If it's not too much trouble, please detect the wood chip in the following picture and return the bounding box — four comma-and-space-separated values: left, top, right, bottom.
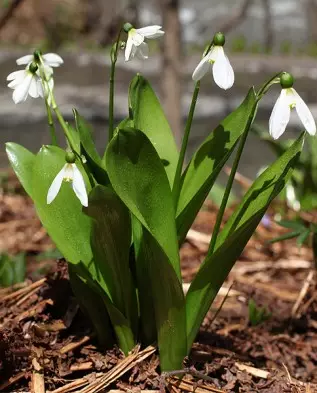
235, 362, 270, 379
31, 358, 45, 393
168, 376, 225, 393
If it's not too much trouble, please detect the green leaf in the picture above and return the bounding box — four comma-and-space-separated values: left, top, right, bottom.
84, 185, 138, 336
68, 264, 114, 348
71, 262, 135, 354
0, 253, 26, 287
268, 230, 302, 244
131, 217, 157, 345
32, 145, 92, 264
296, 229, 310, 247
73, 109, 109, 185
176, 88, 257, 243
128, 75, 179, 187
106, 128, 181, 279
138, 228, 186, 371
276, 219, 306, 230
186, 133, 304, 351
6, 143, 35, 198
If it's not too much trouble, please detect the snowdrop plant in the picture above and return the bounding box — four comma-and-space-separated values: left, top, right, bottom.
5, 26, 315, 372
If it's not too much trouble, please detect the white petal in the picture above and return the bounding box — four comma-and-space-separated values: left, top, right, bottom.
37, 79, 44, 97
16, 54, 33, 65
192, 55, 211, 81
125, 37, 134, 61
130, 30, 144, 46
136, 25, 164, 39
42, 53, 64, 67
12, 73, 33, 104
7, 70, 25, 81
72, 165, 88, 207
293, 90, 317, 135
212, 47, 234, 90
269, 90, 291, 139
47, 165, 67, 204
28, 77, 40, 98
135, 42, 149, 59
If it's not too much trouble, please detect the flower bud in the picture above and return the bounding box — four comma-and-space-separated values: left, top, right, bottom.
33, 49, 42, 62
280, 72, 294, 89
29, 61, 38, 74
213, 32, 225, 46
65, 151, 76, 163
123, 22, 133, 33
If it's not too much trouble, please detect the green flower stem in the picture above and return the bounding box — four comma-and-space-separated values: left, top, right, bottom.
207, 72, 285, 255
44, 98, 57, 146
207, 108, 257, 255
108, 28, 123, 143
51, 96, 95, 188
37, 65, 57, 145
172, 81, 200, 207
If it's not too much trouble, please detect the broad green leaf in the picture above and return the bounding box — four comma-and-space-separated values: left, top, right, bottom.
85, 185, 138, 336
176, 88, 257, 243
6, 143, 35, 198
129, 75, 179, 186
186, 133, 304, 350
32, 145, 92, 264
132, 217, 156, 345
73, 109, 109, 185
106, 128, 181, 279
71, 262, 135, 354
68, 264, 114, 348
138, 228, 186, 371
269, 231, 302, 244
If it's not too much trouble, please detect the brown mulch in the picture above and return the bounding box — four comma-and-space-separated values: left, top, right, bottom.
1, 171, 317, 392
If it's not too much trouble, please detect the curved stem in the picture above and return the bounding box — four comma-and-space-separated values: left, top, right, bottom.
108, 28, 123, 142
172, 81, 200, 207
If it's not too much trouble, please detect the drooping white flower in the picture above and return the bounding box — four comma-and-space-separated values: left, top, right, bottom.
16, 52, 63, 71
7, 64, 42, 104
269, 88, 316, 139
47, 163, 88, 207
192, 45, 234, 90
124, 24, 164, 61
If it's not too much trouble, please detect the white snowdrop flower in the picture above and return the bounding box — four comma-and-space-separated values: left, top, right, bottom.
269, 72, 316, 139
7, 62, 44, 104
123, 23, 164, 62
192, 32, 234, 90
47, 154, 88, 207
16, 51, 63, 72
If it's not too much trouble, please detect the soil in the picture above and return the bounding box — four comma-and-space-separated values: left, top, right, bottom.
0, 171, 317, 393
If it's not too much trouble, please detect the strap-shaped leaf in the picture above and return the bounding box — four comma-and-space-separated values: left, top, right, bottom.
31, 145, 92, 264
176, 88, 257, 243
138, 228, 186, 371
70, 262, 135, 354
186, 133, 304, 350
68, 264, 114, 348
84, 185, 138, 336
6, 143, 35, 198
129, 75, 179, 187
106, 128, 181, 279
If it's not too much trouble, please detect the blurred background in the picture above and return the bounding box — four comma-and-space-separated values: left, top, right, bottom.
1, 0, 317, 179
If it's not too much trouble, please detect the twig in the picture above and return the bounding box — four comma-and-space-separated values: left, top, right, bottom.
167, 376, 225, 393
0, 371, 26, 391
291, 270, 314, 318
60, 335, 92, 355
78, 345, 156, 393
16, 285, 42, 307
0, 278, 46, 302
15, 298, 53, 322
